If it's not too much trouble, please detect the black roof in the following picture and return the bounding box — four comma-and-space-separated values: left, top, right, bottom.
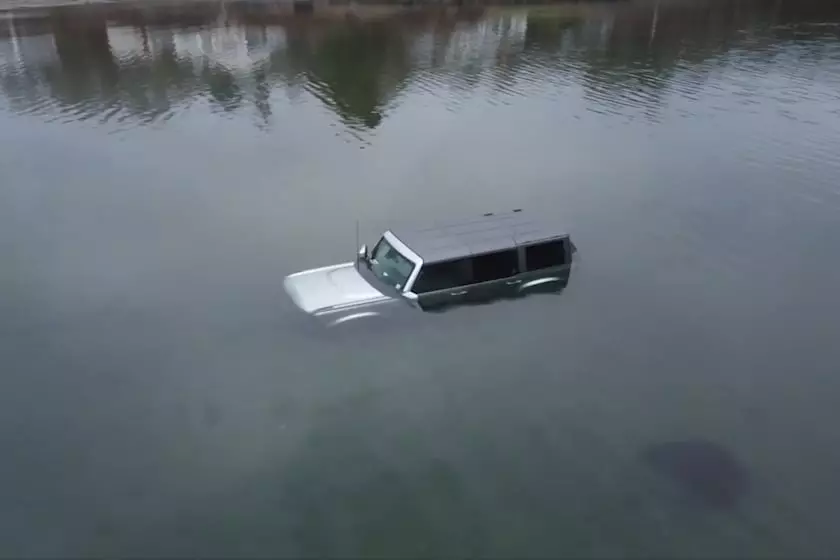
390, 210, 568, 263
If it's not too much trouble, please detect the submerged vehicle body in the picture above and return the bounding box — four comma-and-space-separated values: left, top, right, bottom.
283, 210, 575, 327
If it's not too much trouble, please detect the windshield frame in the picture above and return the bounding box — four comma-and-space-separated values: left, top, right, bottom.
366, 232, 421, 293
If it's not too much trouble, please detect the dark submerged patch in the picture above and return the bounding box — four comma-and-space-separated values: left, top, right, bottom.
642, 439, 749, 509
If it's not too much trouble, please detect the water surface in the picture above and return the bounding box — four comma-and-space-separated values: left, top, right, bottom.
3, 0, 840, 557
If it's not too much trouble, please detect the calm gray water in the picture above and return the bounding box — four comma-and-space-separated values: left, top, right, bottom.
3, 0, 840, 556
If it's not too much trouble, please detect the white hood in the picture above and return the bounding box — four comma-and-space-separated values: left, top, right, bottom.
283, 262, 389, 314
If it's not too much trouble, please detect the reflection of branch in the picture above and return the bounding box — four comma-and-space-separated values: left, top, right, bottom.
217, 0, 228, 29
8, 14, 20, 64
648, 0, 659, 47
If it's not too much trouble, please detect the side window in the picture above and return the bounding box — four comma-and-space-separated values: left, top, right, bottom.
525, 240, 567, 271
472, 249, 519, 283
412, 259, 472, 293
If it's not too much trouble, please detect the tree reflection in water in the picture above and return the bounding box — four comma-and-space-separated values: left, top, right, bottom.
1, 0, 839, 128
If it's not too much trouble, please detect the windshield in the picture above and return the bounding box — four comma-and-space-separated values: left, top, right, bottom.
368, 237, 415, 290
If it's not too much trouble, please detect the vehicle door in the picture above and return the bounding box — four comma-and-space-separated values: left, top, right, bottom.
519, 238, 571, 296
411, 258, 473, 311
464, 248, 523, 305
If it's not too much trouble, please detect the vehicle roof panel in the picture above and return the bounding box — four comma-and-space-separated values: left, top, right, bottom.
390, 211, 567, 263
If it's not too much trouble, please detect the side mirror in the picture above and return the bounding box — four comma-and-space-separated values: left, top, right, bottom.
403, 291, 419, 303
357, 244, 368, 262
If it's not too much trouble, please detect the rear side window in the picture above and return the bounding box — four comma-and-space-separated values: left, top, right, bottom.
525, 240, 567, 271
412, 258, 472, 293
471, 249, 519, 282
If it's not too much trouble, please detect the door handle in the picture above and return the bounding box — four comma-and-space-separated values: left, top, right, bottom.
506, 280, 522, 285
450, 290, 467, 296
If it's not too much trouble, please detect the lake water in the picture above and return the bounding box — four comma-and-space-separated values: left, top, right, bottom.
2, 0, 840, 556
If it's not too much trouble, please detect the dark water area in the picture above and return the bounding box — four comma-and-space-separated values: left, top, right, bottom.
3, 0, 840, 556
642, 439, 749, 510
